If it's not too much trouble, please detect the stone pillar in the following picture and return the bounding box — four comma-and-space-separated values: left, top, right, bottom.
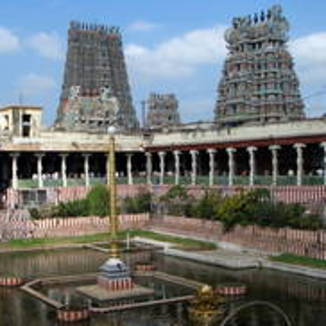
158, 151, 166, 185
105, 154, 110, 185
60, 154, 68, 187
173, 150, 181, 185
269, 145, 280, 186
247, 146, 257, 186
321, 142, 326, 185
190, 150, 198, 185
207, 149, 216, 186
226, 147, 236, 186
145, 152, 152, 185
10, 153, 19, 189
35, 153, 45, 188
294, 143, 306, 186
126, 153, 133, 185
83, 154, 90, 187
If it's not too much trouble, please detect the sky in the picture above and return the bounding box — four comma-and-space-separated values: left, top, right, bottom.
1, 0, 326, 126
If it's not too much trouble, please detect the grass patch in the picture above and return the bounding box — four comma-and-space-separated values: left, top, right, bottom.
0, 233, 113, 249
0, 230, 216, 251
271, 253, 326, 269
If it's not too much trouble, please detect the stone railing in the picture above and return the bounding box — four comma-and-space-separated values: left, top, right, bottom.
150, 216, 326, 260
16, 175, 324, 189
17, 177, 148, 188
0, 213, 150, 241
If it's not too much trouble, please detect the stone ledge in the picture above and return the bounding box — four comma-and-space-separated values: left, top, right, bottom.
165, 248, 260, 269
77, 284, 154, 302
263, 261, 326, 280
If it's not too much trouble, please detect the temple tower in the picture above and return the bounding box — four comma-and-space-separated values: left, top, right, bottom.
146, 93, 180, 129
214, 5, 305, 127
55, 21, 139, 131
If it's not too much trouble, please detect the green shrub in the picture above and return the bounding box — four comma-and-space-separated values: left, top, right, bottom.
159, 185, 195, 217
160, 185, 189, 201
50, 185, 110, 218
165, 202, 195, 217
86, 184, 110, 217
215, 192, 248, 231
123, 192, 152, 213
29, 208, 42, 220
193, 190, 222, 219
54, 199, 89, 217
215, 188, 322, 231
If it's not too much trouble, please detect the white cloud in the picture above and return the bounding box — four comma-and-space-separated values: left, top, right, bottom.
27, 32, 64, 60
0, 27, 20, 53
128, 20, 160, 32
18, 74, 56, 96
292, 32, 326, 64
291, 32, 326, 85
125, 25, 226, 79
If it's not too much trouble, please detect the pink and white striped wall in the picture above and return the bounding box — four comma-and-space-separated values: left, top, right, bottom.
6, 184, 326, 209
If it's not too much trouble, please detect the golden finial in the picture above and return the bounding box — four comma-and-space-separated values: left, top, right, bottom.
188, 285, 225, 326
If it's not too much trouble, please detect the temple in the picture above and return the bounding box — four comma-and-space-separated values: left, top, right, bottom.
215, 5, 305, 127
0, 7, 325, 209
146, 93, 180, 129
55, 21, 139, 132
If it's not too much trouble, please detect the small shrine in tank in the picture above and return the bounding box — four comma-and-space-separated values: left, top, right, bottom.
77, 255, 154, 301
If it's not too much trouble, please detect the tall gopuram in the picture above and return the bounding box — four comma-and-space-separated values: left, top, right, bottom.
146, 93, 180, 129
214, 5, 305, 127
55, 21, 139, 132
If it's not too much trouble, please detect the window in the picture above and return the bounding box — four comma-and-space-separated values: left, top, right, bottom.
4, 115, 9, 130
22, 125, 30, 137
21, 190, 47, 207
22, 114, 31, 137
22, 114, 31, 123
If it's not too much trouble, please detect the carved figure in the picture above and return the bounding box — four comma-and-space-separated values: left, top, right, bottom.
99, 86, 113, 102
270, 5, 283, 21
69, 86, 81, 100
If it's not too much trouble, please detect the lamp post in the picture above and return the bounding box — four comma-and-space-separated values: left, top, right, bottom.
96, 97, 136, 294
107, 125, 119, 258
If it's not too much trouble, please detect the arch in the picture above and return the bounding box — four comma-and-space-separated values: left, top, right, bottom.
219, 300, 292, 326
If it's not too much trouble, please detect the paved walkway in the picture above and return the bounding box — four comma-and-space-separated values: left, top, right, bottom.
165, 247, 262, 269
144, 227, 326, 280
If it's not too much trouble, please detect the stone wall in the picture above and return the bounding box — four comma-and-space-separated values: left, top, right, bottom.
151, 216, 326, 259
6, 184, 326, 209
6, 184, 150, 209
1, 209, 326, 261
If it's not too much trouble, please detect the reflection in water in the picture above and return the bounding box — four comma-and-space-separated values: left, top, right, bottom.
0, 249, 325, 325
219, 301, 291, 326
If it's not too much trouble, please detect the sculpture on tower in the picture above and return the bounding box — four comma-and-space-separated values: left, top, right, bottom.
54, 21, 139, 132
55, 85, 119, 132
214, 5, 305, 127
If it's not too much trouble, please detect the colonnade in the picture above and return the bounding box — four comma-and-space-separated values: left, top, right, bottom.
8, 142, 326, 189
145, 142, 326, 187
